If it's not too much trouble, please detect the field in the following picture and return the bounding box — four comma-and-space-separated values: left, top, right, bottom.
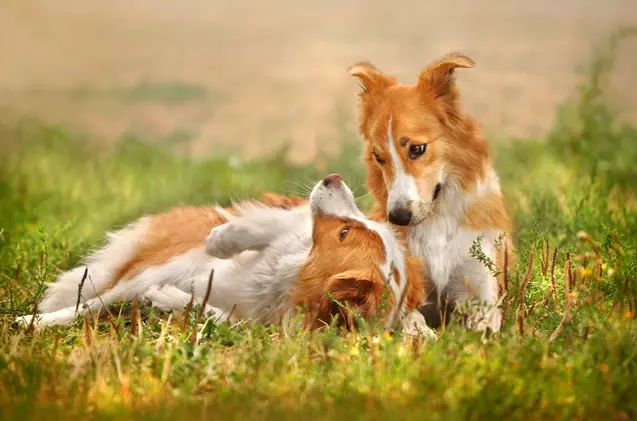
1, 4, 637, 420
2, 0, 637, 161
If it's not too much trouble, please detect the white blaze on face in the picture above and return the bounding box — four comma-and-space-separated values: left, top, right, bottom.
386, 116, 419, 214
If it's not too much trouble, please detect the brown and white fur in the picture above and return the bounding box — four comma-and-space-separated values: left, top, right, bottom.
17, 175, 434, 337
348, 53, 514, 332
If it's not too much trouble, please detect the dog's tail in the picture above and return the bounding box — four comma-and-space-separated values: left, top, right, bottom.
37, 218, 150, 313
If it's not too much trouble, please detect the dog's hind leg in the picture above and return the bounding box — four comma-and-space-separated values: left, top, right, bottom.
205, 205, 309, 259
15, 279, 142, 329
142, 284, 226, 320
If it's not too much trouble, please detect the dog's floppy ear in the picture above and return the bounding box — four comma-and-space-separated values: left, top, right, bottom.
348, 62, 396, 95
316, 269, 384, 328
418, 53, 475, 115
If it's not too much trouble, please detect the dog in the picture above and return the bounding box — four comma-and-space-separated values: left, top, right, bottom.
348, 53, 514, 332
16, 174, 435, 338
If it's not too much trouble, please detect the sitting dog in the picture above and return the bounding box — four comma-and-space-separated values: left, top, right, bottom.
348, 54, 515, 332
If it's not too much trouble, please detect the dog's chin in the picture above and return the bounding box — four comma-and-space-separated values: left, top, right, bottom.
409, 204, 434, 226
309, 184, 360, 218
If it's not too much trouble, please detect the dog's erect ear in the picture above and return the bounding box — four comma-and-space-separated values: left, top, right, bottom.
348, 62, 396, 95
316, 269, 383, 328
418, 53, 475, 107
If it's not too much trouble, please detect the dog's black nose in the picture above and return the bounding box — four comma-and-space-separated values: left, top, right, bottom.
323, 173, 342, 187
388, 208, 412, 226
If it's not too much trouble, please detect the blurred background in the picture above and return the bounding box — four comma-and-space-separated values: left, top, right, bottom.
1, 0, 636, 163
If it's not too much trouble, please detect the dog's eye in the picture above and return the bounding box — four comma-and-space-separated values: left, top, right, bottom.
409, 144, 427, 159
372, 151, 385, 165
339, 227, 350, 241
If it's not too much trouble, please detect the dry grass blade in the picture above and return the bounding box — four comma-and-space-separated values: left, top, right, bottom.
393, 270, 409, 328
24, 299, 39, 335
130, 297, 139, 336
566, 252, 575, 289
190, 269, 215, 344
198, 269, 215, 321
6, 266, 28, 299
517, 251, 535, 336
74, 268, 88, 314
107, 306, 121, 337
503, 240, 509, 294
501, 241, 510, 330
226, 304, 238, 323
550, 246, 560, 308
541, 239, 550, 275
440, 294, 450, 332
84, 315, 92, 347
182, 294, 195, 333
565, 253, 573, 306
549, 254, 573, 343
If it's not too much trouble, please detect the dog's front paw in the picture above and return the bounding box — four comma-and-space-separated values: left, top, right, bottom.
466, 308, 502, 334
14, 314, 38, 329
205, 224, 242, 259
401, 310, 437, 340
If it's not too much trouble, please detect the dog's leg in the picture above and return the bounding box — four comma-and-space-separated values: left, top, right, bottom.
15, 281, 136, 329
449, 261, 502, 333
401, 310, 437, 340
206, 205, 309, 259
142, 284, 227, 320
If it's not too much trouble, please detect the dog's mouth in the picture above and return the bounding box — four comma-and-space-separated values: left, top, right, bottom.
310, 174, 363, 219
432, 183, 442, 201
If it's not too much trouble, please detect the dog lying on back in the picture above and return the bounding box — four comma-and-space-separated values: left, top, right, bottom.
348, 53, 515, 332
17, 174, 435, 337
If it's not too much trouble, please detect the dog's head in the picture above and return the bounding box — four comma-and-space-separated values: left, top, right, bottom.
348, 53, 489, 226
294, 174, 426, 330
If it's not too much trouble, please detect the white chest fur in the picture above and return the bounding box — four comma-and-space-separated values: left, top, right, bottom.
408, 170, 504, 307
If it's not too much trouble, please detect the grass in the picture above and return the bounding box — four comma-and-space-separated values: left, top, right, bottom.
1, 31, 636, 420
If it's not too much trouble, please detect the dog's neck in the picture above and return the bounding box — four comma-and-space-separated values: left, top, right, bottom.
240, 230, 312, 324
434, 161, 500, 223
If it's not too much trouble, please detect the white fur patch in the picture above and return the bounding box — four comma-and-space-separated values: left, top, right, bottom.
37, 217, 150, 313
386, 116, 419, 214
408, 163, 505, 332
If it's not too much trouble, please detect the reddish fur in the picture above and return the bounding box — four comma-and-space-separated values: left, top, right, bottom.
294, 214, 426, 329
351, 57, 491, 206
111, 193, 306, 288
112, 206, 225, 286
104, 193, 425, 330
404, 254, 428, 312
349, 53, 515, 291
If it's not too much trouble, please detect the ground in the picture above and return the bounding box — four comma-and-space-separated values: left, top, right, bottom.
1, 4, 637, 420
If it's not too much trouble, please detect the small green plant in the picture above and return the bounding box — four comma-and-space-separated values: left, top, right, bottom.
469, 234, 503, 277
